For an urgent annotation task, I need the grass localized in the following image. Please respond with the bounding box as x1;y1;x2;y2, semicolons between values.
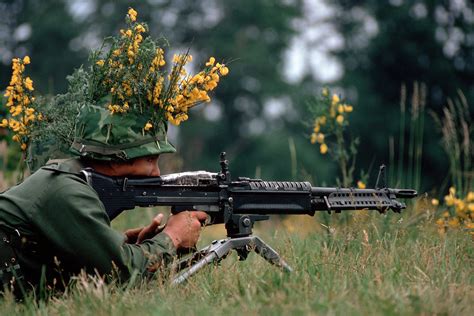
1;213;472;315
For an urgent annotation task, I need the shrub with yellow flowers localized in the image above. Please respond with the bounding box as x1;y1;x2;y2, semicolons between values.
1;56;41;153
308;88;364;187
433;187;474;236
90;7;229;130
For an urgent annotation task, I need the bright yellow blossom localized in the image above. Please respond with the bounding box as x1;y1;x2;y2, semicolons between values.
316;133;325;144
449;186;456;195
24;77;34;91
23;56;30;64
135;24;146;33
128;8;138;22
220;66;229;76
320;143;328;154
431;198;439;206
357;181;366;189
444;194;454;206
336;115;344;125
206;57;215;66
344;104;353;112
144;122;153;131
310;133;317;144
448;217;460;228
467;192;474;202
331;94;340;105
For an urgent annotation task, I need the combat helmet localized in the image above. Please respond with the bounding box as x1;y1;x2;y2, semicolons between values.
70;103;175;161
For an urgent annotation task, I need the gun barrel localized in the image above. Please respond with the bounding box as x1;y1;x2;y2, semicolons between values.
390;189;417;198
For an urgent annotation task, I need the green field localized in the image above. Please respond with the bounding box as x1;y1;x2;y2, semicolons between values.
1;212;472;315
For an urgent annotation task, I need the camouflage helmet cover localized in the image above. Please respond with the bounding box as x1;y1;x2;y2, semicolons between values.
70;104;176;161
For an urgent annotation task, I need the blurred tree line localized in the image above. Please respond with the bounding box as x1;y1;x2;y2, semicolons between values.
0;0;472;191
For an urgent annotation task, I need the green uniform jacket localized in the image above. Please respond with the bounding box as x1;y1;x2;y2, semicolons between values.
0;158;176;289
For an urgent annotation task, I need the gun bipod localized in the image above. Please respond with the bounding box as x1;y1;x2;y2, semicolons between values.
171;214;293;285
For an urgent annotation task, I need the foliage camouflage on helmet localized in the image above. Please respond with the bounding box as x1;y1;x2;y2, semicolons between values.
70;104;175;160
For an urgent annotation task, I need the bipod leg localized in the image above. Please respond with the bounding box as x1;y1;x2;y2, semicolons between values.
252;236;293;272
172;238;233;285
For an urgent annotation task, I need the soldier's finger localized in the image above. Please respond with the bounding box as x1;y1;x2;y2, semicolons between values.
137;214;165;243
190;211;208;222
151;213;164;229
124;227;143;243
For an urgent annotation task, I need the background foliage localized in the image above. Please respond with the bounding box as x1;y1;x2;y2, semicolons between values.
1;0;472;192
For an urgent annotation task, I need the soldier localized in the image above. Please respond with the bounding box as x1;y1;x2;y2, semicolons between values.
0;103;207;293
0;8;228;294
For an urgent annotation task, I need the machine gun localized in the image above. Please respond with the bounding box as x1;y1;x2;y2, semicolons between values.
80;152;417;284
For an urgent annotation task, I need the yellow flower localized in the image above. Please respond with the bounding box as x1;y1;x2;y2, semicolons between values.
320;143;328;154
322;87;328;96
344;104;353;112
20;143;27;151
23;56;31;64
313;124;320;133
449;186;456;195
316;133;325;144
338;105;345;113
0;119;8;127
431;198;439;206
444;195;454;206
454;199;465;213
448;217;459;228
319;116;327;125
357;181;366;189
135;24;146;33
310;133;317;144
436;218;445;226
336;115;344;125
467;192;474;202
144;122;153;131
442;211;449;218
468;203;474;212
128;8;138;22
205;57;215;67
219;66;229;76
96;60;105;67
24;77;34;91
331;94;340;105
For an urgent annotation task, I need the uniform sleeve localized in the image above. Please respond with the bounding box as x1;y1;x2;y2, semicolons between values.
30;175;176;280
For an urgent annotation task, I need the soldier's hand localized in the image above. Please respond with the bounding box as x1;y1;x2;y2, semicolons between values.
124;213;164;244
163;211;207;249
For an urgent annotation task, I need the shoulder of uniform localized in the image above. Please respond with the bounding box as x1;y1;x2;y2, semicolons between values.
42;158;85;175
